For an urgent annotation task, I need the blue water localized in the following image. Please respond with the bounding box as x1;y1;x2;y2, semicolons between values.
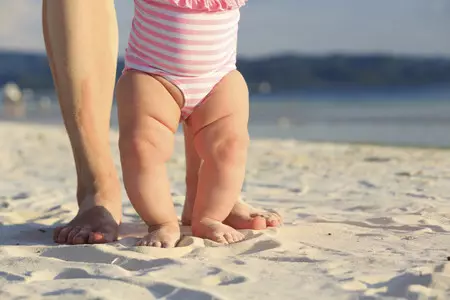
2;87;450;148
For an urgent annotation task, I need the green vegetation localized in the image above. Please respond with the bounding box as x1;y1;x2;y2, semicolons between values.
1;51;449;92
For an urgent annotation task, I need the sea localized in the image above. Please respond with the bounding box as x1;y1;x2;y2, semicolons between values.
1;86;450;148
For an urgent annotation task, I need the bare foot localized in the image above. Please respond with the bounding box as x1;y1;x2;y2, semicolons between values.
136;222;181;248
182;199;282;230
225;200;282;230
53;196;122;245
192;217;245;244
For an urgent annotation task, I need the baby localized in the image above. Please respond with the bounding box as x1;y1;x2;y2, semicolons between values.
116;0;250;247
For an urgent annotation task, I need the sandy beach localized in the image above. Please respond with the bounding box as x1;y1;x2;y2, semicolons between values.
1;121;450;299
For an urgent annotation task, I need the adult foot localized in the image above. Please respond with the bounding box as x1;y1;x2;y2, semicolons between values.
136;221;181;248
53;195;122;245
192;217;244;244
182;199;282;230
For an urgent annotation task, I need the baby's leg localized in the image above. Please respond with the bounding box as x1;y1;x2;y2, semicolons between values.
187;70;249;244
116;71;181;248
181;122;201;225
182;123;282;230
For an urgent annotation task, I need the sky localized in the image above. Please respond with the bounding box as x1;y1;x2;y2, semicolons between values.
0;0;449;58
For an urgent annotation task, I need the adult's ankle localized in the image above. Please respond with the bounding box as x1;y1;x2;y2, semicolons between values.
76;176;121;204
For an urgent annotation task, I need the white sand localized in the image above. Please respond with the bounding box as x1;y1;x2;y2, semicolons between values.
1;121;450;300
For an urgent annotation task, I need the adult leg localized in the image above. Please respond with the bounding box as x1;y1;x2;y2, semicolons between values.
43;0;122;244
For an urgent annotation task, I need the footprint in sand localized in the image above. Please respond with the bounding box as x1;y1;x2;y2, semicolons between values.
39;245;181;272
201;267;248;286
342;264;450;299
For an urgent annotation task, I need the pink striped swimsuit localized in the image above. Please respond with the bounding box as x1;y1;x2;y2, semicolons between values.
124;0;248;119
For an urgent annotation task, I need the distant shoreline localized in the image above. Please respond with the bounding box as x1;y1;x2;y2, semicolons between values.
2;92;450;149
1;51;450;92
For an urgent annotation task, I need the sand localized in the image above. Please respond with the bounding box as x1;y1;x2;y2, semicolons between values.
1;121;450;300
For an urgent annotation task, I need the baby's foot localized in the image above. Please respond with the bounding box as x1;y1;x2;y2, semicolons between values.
192;217;245;244
136;222;180;248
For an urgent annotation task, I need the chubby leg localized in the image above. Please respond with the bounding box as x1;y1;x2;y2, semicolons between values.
43;0;122;244
181;122;201;225
187;70;249;244
116;71;182;248
182;124;282;229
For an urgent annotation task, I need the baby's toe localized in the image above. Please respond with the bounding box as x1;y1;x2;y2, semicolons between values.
136;239;147;246
233;231;245;242
213;233;228;244
161;239;178;248
151;241;162;248
224;232;235;243
261;213;279;227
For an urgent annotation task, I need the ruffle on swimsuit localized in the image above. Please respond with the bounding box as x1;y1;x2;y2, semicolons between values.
154;0;247;11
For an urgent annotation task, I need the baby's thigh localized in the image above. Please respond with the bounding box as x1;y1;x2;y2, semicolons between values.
187;71;250;161
116;71;181;131
188;70;249;135
116;71;181;160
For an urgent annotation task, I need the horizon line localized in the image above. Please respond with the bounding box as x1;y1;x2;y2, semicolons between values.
0;48;449;61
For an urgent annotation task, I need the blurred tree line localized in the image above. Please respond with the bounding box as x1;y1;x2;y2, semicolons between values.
1;51;449;92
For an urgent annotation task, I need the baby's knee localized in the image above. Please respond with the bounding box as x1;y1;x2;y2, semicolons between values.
119;127;174;166
203;133;249;166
